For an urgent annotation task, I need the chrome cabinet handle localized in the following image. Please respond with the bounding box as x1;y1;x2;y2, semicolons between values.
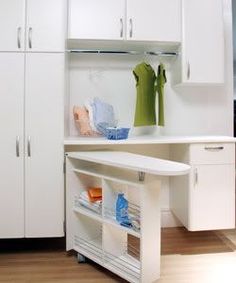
27;136;31;157
16;136;20;157
204;146;224;151
28;27;32;49
129;18;133;38
17;27;21;49
187;61;190;80
120;18;124;38
194;168;198;187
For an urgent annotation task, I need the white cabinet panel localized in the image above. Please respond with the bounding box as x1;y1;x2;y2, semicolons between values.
0;53;24;237
127;0;181;42
26;0;66;51
189;164;235;231
25;53;64;237
68;0;180;42
180;0;224;84
0;0;25;51
69;0;125;40
0;0;65;52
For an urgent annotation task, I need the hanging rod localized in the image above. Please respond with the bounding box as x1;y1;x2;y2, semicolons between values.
68;49;178;57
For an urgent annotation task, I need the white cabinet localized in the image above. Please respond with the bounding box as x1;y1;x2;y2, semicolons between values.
170;143;235;231
126;0;181;42
0;53;64;238
0;0;65;52
0;0;25;52
24;53;64;237
68;0;181;42
176;0;224;85
0;53;24;238
69;0;125;40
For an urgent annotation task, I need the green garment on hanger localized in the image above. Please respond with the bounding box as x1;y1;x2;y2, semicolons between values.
156;63;167;127
133;62;157;127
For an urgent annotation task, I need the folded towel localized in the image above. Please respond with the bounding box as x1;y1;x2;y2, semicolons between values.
73;106;97;136
92;97;116;135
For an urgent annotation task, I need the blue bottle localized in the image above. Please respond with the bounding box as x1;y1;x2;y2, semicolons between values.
116;193;129;223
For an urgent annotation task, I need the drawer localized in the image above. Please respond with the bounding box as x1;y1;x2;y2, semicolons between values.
189;143;235;164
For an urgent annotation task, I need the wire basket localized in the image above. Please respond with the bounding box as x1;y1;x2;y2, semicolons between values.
105;127;130;140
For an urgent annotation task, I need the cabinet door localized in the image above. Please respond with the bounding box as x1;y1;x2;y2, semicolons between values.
181;0;224;84
189;164;235;231
0;53;24;238
0;0;25;51
26;0;65;52
25;53;64;237
127;0;181;42
69;0;125;40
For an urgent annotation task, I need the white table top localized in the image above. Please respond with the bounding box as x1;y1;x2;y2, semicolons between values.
67;151;191;176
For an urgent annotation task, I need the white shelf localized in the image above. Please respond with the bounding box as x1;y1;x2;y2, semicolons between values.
103;217;140;238
73;206;102;223
64;135;236;145
73;167;147;186
73;198;140;238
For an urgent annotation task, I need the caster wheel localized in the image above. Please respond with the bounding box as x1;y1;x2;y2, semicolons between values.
77;253;86;263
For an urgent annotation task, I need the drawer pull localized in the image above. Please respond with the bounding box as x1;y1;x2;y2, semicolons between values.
204;146;224;151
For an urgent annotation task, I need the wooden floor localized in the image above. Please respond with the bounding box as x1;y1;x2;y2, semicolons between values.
0;227;236;283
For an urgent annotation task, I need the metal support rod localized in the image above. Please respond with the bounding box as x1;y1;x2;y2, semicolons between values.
68;49;178;57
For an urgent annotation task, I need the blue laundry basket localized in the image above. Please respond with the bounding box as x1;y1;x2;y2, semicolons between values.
105;127;130;140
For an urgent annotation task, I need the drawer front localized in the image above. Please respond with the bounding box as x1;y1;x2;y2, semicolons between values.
189;143;235;164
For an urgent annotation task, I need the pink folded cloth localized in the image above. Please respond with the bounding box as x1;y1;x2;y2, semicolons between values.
73;106;96;136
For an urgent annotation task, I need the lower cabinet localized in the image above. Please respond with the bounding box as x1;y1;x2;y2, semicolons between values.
0;52;64;238
66;154;161;283
170;143;235;231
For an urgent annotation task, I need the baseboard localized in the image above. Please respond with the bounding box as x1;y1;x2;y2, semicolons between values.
161;208;182;228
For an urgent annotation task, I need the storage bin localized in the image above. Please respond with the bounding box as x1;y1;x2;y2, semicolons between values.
105;127;130;140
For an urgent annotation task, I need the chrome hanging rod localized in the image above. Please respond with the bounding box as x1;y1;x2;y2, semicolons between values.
68;49;178;57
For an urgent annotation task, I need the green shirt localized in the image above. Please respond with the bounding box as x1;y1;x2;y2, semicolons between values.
133;62;156;127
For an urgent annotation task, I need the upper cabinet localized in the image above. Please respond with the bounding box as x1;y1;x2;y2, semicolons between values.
0;0;66;52
68;0;181;43
0;0;25;52
126;0;181;42
25;0;66;52
69;0;126;40
176;0;224;85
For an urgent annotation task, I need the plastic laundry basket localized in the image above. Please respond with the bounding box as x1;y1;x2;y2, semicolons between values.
105;127;130;140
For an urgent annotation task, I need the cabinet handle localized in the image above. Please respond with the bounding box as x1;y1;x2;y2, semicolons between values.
17;27;21;49
120;18;124;38
27;136;31;157
16;136;20;157
204;146;224;151
129;18;133;38
194;168;198;187
187;61;190;80
28;27;32;49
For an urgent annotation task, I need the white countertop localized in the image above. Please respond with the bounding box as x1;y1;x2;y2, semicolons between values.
64;135;236;145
